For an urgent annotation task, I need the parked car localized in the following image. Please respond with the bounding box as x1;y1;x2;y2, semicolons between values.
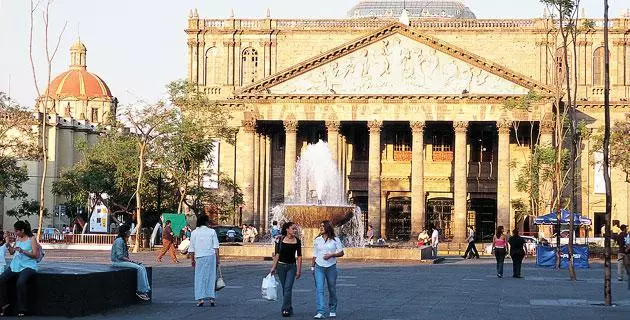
34;228;64;242
212;225;243;243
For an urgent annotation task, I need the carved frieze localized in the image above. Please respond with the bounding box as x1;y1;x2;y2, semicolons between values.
267;34;530;96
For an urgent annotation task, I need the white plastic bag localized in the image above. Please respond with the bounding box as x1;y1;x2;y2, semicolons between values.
261;273;278;301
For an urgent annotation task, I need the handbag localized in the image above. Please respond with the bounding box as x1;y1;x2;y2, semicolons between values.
215;265;226;291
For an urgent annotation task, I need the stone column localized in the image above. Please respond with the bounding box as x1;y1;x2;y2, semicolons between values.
453;121;468;243
240;119;256;225
326;120;340;162
497;120;512;231
368;120;383;238
284;119;298;199
410;121;426;237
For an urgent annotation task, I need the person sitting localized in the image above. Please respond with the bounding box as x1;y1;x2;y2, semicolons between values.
226;229;236;242
0;221;41;317
111;224;151;301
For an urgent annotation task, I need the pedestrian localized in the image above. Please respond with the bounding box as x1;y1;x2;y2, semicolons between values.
312;220;344;319
0;221;41;316
188;214;221;307
462;225;480;259
110;224;151;301
271;221;281;240
430;224;439;257
157;220;179;263
242;225;250;243
492;226;507;278
270;222;302;317
249;224;258;243
623;231;630;290
0;232;7;271
616;225;627;281
366;224;374;245
508;228;527;278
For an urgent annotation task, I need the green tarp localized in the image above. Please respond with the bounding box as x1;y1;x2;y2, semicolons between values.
161;213;187;237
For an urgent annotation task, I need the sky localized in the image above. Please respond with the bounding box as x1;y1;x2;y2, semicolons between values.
0;0;627;107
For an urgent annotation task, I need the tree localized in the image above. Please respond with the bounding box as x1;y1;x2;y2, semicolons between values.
121;101;179;253
28;0;67;240
540;0;592;280
6;200;47;221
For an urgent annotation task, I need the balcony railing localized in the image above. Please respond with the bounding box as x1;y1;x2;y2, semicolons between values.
432;151;454;162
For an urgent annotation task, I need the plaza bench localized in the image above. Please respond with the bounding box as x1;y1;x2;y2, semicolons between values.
5;262;152;317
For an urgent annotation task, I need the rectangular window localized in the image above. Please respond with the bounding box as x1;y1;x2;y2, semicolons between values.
91;108;99;122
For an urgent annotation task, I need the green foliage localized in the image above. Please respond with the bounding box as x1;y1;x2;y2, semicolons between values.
503;91;542;111
592;115;630;182
0;157;29;200
6;199;47;220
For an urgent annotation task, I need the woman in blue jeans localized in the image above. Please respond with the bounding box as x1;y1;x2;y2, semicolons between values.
269;222;302;317
111;224;151;301
311;220;344;319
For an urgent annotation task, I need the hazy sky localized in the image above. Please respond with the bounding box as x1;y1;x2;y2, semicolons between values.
0;0;627;106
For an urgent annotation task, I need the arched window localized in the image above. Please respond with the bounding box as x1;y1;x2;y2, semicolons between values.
241;48;258;85
204;47;221;85
593;46;605;86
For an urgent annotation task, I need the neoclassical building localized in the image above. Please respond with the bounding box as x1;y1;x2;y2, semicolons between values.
185;1;630;242
0;41;117;230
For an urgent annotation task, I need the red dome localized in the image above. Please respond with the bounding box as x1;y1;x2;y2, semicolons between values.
45;69;112;100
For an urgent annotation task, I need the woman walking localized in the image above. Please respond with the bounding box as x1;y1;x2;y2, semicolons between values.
0;221;41;316
492;226;507;278
269;222;302;317
188;214;220;307
508;228;527;278
111;224;151;301
312;220;344;319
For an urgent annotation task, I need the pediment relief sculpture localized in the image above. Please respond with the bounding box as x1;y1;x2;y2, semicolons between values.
268;34;529;96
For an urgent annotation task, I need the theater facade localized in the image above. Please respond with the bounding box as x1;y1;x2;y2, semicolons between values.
184;1;630;242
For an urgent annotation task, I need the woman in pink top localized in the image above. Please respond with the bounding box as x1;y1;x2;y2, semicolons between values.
492;226;507;278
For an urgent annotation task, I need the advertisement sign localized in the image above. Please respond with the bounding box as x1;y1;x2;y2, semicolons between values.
89;203;109;233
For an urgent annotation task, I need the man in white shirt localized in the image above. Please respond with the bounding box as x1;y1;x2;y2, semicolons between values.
430;224;439;258
462;226;480;259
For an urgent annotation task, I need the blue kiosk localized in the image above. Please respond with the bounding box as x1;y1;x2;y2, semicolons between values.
534;209;592;269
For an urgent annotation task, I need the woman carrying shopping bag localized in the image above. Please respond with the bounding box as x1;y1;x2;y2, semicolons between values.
269;222;302;317
189;214;221;307
312;220;344;319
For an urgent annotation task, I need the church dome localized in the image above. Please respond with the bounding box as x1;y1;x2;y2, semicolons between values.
45;41;113;101
347;0;477;19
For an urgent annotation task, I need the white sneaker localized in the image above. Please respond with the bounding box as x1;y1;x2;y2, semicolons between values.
313;313;325;319
329;312;337;317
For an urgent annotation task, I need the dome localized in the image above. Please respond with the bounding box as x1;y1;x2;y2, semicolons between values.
46;69;112;100
347;0;476;19
44;41;113;101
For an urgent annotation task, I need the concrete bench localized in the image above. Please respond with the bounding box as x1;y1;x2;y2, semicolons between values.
5;262;152;317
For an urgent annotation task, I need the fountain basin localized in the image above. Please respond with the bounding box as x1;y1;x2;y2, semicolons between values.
283;205;355;228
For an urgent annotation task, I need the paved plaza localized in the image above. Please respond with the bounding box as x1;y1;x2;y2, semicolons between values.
34;250;630;320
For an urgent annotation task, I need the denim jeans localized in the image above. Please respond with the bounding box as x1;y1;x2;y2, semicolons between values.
0;267;36;314
277;263;297;313
314;264;337;314
494;248;506;276
432;244;438;257
113;261;151;294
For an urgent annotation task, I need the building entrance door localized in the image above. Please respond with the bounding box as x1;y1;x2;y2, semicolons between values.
469;198;496;242
426;198;454;240
386;197;411;241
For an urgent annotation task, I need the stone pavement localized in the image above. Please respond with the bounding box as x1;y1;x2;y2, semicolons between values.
38;251;630;319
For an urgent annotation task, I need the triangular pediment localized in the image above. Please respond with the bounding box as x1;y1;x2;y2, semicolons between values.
238;24;553;97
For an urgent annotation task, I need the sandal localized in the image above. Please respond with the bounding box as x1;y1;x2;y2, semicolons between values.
209;299;216;307
282;310;291;317
196;301;204;307
0;304;9;316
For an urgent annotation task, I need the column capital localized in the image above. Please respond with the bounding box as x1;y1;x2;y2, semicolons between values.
325;120;341;132
453;121;468;133
410;121;426;133
497;119;512;134
540;120;554;134
283;119;298;133
242;119;257;133
368;120;383;134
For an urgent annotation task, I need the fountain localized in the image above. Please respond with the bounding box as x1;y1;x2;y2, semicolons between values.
271;140;365;247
